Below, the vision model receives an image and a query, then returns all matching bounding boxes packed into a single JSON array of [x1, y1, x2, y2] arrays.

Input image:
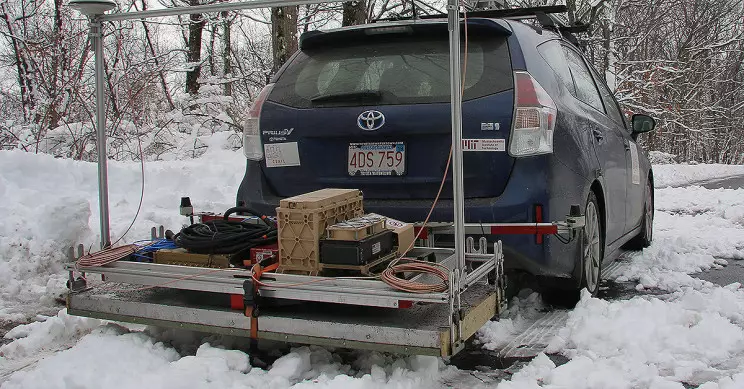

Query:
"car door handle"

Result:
[[592, 129, 604, 141], [623, 140, 631, 151]]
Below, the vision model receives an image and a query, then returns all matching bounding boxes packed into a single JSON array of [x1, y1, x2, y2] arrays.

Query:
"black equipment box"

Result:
[[320, 230, 394, 266]]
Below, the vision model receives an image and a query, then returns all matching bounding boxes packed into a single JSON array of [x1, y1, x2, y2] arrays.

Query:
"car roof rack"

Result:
[[373, 5, 589, 47]]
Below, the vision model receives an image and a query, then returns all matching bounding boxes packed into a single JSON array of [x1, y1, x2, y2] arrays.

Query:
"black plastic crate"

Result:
[[320, 230, 394, 266]]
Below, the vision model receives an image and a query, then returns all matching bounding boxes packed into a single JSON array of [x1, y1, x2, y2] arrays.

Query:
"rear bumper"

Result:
[[236, 159, 575, 279], [237, 161, 538, 223]]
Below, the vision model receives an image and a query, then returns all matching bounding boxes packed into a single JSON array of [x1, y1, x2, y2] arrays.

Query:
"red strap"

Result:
[[263, 262, 279, 273], [246, 262, 278, 340]]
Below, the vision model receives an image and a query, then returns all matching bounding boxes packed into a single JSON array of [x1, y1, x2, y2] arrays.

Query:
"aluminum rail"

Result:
[[91, 19, 110, 248], [98, 0, 349, 22], [447, 0, 467, 278], [415, 222, 577, 235], [68, 261, 452, 308], [67, 246, 498, 309]]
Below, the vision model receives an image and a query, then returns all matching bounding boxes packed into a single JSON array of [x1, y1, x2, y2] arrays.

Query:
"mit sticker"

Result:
[[462, 139, 506, 152]]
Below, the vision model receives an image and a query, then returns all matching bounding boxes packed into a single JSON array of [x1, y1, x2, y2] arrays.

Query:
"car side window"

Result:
[[562, 46, 604, 112], [588, 67, 627, 129], [537, 41, 575, 95]]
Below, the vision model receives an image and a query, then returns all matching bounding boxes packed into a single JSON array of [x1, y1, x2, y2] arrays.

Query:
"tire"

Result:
[[580, 191, 604, 296], [542, 191, 604, 306], [626, 179, 654, 250]]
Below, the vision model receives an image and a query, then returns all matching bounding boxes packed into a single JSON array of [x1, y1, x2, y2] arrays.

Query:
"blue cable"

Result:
[[128, 238, 178, 262]]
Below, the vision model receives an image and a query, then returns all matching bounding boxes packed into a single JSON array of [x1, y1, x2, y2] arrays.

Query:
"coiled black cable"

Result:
[[173, 207, 277, 265]]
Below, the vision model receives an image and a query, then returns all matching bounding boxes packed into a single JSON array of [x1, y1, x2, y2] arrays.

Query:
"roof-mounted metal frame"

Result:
[[374, 4, 589, 47]]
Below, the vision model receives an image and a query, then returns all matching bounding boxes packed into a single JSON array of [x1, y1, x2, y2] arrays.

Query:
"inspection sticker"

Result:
[[264, 142, 301, 168], [462, 139, 506, 152]]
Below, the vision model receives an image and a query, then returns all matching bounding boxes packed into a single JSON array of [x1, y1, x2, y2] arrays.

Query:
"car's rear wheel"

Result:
[[626, 179, 654, 249], [581, 192, 603, 296], [542, 191, 604, 306]]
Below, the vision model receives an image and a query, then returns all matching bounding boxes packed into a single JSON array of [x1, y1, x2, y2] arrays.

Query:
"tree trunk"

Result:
[[222, 11, 232, 96], [186, 0, 206, 95], [46, 0, 67, 130], [208, 25, 216, 76], [271, 6, 298, 74], [342, 1, 366, 26], [1, 4, 36, 122], [139, 0, 175, 110]]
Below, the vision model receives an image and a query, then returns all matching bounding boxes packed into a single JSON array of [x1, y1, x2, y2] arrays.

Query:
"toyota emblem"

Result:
[[357, 110, 385, 131]]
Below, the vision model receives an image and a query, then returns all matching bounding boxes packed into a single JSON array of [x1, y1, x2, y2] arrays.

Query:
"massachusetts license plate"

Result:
[[348, 142, 406, 176]]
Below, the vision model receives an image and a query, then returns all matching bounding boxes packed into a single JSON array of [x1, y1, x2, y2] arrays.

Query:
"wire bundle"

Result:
[[77, 245, 138, 268], [380, 261, 449, 293], [129, 238, 178, 261], [173, 207, 277, 263]]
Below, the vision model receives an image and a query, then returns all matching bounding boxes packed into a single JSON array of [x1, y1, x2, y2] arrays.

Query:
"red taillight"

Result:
[[248, 84, 273, 118], [244, 83, 275, 161], [515, 73, 540, 106], [510, 72, 557, 157]]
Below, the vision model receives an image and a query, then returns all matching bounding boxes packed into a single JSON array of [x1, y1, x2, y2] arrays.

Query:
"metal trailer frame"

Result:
[[81, 0, 470, 267], [64, 0, 511, 356]]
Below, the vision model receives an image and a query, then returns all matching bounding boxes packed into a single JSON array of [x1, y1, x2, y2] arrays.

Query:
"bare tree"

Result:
[[271, 6, 298, 73], [185, 0, 207, 95], [343, 0, 367, 25]]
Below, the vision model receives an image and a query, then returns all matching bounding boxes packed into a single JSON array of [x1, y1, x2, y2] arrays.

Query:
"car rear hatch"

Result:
[[259, 20, 515, 200]]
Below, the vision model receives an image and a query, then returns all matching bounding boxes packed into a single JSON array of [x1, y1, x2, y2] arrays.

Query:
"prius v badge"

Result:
[[357, 110, 385, 131]]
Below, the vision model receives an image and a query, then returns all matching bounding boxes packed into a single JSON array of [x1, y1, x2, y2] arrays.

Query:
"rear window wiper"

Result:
[[310, 90, 382, 104]]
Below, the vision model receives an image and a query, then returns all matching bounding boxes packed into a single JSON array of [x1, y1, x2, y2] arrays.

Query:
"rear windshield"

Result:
[[269, 34, 513, 108]]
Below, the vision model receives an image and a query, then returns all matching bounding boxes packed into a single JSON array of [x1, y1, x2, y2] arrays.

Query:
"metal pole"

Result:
[[447, 0, 466, 274], [91, 17, 111, 249], [100, 0, 348, 22]]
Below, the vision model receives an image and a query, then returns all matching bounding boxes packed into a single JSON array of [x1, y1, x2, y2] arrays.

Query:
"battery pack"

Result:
[[320, 230, 394, 266]]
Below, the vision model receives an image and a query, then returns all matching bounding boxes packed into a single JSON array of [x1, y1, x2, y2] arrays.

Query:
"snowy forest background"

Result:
[[0, 0, 743, 164]]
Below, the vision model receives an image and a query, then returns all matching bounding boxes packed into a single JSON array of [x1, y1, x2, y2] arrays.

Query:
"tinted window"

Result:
[[562, 47, 604, 112], [270, 35, 513, 108], [591, 68, 626, 128], [537, 41, 575, 95]]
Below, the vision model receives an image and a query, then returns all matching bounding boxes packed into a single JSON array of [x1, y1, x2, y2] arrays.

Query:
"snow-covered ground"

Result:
[[653, 163, 744, 188], [1, 148, 744, 388]]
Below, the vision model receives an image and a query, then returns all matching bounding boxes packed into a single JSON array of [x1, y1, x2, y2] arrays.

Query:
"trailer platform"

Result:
[[67, 282, 498, 357]]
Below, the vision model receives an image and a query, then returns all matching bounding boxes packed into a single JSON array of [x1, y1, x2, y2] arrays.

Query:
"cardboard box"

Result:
[[368, 214, 415, 255], [326, 214, 386, 241]]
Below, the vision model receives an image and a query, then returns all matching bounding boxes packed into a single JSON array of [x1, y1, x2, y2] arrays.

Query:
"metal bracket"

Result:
[[494, 241, 508, 314], [565, 215, 586, 230], [150, 225, 166, 240], [465, 236, 489, 254], [66, 244, 89, 293]]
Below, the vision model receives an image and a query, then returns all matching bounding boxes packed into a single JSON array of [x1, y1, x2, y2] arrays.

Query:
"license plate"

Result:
[[348, 142, 406, 176]]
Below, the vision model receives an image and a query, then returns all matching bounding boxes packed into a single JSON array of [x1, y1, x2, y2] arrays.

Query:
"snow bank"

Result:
[[1, 309, 100, 359], [0, 141, 244, 321], [648, 151, 678, 165], [1, 312, 453, 389], [497, 286, 744, 389], [477, 291, 545, 351], [653, 163, 744, 188], [616, 186, 744, 290]]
